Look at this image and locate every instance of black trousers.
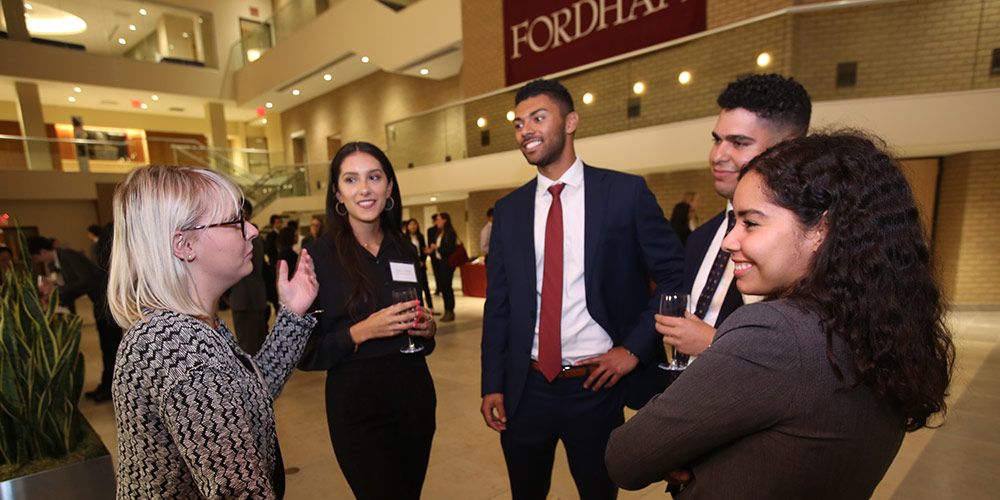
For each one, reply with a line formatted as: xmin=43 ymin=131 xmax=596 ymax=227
xmin=438 ymin=264 xmax=455 ymax=312
xmin=325 ymin=354 xmax=436 ymax=500
xmin=416 ymin=264 xmax=434 ymax=310
xmin=500 ymin=370 xmax=623 ymax=500
xmin=94 ymin=309 xmax=122 ymax=390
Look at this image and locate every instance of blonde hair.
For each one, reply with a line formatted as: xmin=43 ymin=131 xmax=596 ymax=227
xmin=108 ymin=165 xmax=243 ymax=327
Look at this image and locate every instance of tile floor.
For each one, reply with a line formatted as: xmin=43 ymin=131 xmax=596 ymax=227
xmin=76 ymin=293 xmax=1000 ymax=499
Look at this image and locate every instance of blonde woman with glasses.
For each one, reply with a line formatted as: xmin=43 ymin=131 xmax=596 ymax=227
xmin=108 ymin=165 xmax=319 ymax=499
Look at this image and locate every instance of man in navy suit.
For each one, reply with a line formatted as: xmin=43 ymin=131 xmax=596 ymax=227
xmin=481 ymin=79 xmax=684 ymax=499
xmin=656 ymin=74 xmax=812 ymax=355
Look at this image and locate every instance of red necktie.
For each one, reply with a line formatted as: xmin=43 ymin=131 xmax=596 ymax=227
xmin=538 ymin=183 xmax=565 ymax=382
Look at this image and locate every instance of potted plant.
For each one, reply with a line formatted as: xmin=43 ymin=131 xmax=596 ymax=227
xmin=0 ymin=229 xmax=115 ymax=498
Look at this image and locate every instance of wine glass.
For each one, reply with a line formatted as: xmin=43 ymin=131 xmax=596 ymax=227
xmin=658 ymin=293 xmax=690 ymax=371
xmin=393 ymin=288 xmax=424 ymax=354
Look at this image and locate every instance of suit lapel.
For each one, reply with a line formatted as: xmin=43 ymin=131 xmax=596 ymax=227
xmin=583 ymin=165 xmax=609 ymax=290
xmin=515 ymin=180 xmax=538 ymax=303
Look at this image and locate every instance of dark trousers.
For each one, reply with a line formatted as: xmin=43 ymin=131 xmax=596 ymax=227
xmin=325 ymin=354 xmax=436 ymax=500
xmin=438 ymin=264 xmax=455 ymax=312
xmin=430 ymin=258 xmax=444 ymax=293
xmin=500 ymin=370 xmax=623 ymax=500
xmin=233 ymin=308 xmax=270 ymax=355
xmin=416 ymin=264 xmax=434 ymax=310
xmin=94 ymin=309 xmax=122 ymax=391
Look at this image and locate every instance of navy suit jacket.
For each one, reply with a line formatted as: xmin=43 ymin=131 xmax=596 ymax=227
xmin=481 ymin=165 xmax=685 ymax=417
xmin=684 ymin=210 xmax=744 ymax=327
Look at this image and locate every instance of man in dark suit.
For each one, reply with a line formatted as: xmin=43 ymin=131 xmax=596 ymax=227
xmin=656 ymin=74 xmax=811 ymax=356
xmin=29 ymin=235 xmax=122 ymax=402
xmin=262 ymin=214 xmax=283 ymax=314
xmin=228 ymin=200 xmax=270 ymax=355
xmin=425 ymin=213 xmax=444 ymax=301
xmin=481 ymin=79 xmax=684 ymax=499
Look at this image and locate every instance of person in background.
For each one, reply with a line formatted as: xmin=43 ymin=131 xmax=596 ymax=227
xmin=405 ymin=218 xmax=434 ymax=312
xmin=108 ymin=165 xmax=318 ymax=499
xmin=426 ymin=213 xmax=442 ymax=298
xmin=669 ymin=192 xmax=698 ymax=246
xmin=301 ymin=215 xmax=324 ymax=248
xmin=300 ymin=142 xmax=437 ymax=499
xmin=28 ymin=235 xmax=122 ymax=403
xmin=263 ymin=214 xmax=284 ymax=314
xmin=277 ymin=225 xmax=299 ymax=279
xmin=0 ymin=246 xmax=13 ymax=273
xmin=86 ymin=224 xmax=102 ymax=262
xmin=429 ymin=212 xmax=457 ymax=323
xmin=480 ymin=207 xmax=494 ymax=261
xmin=607 ymin=132 xmax=955 ymax=499
xmin=229 ymin=199 xmax=271 ymax=355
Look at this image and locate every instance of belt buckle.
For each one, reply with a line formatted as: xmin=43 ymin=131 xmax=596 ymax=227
xmin=560 ymin=365 xmax=573 ymax=372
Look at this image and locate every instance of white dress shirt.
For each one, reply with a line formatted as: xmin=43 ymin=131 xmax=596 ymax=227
xmin=480 ymin=221 xmax=492 ymax=255
xmin=531 ymin=158 xmax=613 ymax=364
xmin=691 ymin=201 xmax=763 ymax=328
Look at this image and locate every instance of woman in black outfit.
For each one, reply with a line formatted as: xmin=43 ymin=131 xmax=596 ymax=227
xmin=404 ymin=218 xmax=434 ymax=312
xmin=299 ymin=142 xmax=437 ymax=499
xmin=429 ymin=212 xmax=457 ymax=322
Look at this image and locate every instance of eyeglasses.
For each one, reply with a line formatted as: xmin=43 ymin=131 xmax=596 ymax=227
xmin=185 ymin=216 xmax=246 ymax=238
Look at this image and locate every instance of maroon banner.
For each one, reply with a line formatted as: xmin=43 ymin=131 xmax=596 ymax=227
xmin=503 ymin=0 xmax=707 ymax=86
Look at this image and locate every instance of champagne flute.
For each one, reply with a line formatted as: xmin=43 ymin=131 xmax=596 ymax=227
xmin=658 ymin=293 xmax=690 ymax=371
xmin=393 ymin=288 xmax=424 ymax=354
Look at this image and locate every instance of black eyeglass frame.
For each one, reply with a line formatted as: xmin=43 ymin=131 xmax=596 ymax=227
xmin=185 ymin=216 xmax=246 ymax=238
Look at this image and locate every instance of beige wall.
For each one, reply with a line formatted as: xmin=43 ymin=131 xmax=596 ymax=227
xmin=934 ymin=150 xmax=1000 ymax=306
xmin=0 ymin=199 xmax=100 ymax=253
xmin=465 ymin=187 xmax=514 ymax=256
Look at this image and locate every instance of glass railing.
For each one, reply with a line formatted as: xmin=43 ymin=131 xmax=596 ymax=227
xmin=0 ymin=0 xmax=216 ymax=67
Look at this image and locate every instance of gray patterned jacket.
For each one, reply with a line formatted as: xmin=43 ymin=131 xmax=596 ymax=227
xmin=112 ymin=307 xmax=316 ymax=499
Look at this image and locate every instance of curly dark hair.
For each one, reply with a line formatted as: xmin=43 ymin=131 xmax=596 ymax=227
xmin=515 ymin=79 xmax=575 ymax=115
xmin=325 ymin=141 xmax=405 ymax=320
xmin=742 ymin=131 xmax=954 ymax=431
xmin=717 ymin=74 xmax=811 ymax=136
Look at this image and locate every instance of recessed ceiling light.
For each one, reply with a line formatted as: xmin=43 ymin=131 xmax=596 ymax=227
xmin=265 ymin=102 xmax=273 ymax=109
xmin=73 ymin=86 xmax=82 ymax=93
xmin=757 ymin=52 xmax=772 ymax=67
xmin=677 ymin=71 xmax=692 ymax=85
xmin=246 ymin=49 xmax=261 ymax=62
xmin=582 ymin=92 xmax=594 ymax=104
xmin=291 ymin=89 xmax=300 ymax=96
xmin=506 ymin=110 xmax=515 ymax=121
xmin=261 ymin=118 xmax=268 ymax=125
xmin=140 ymin=102 xmax=148 ymax=109
xmin=139 ymin=8 xmax=147 ymax=16
xmin=128 ymin=24 xmax=136 ymax=31
xmin=323 ymin=73 xmax=332 ymax=81
xmin=632 ymin=81 xmax=646 ymax=95
xmin=430 ymin=196 xmax=438 ymax=202
xmin=67 ymin=96 xmax=76 ymax=103
xmin=476 ymin=117 xmax=488 ymax=128
xmin=118 ymin=37 xmax=127 ymax=45
xmin=151 ymin=94 xmax=159 ymax=101
xmin=361 ymin=56 xmax=370 ymax=63
xmin=419 ymin=68 xmax=429 ymax=75
xmin=181 ymin=32 xmax=189 ymax=38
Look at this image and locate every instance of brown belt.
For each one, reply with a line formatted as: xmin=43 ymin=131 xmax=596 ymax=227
xmin=530 ymin=360 xmax=594 ymax=379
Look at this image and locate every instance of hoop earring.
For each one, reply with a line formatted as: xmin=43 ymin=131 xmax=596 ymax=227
xmin=335 ymin=202 xmax=347 ymax=216
xmin=384 ymin=197 xmax=395 ymax=212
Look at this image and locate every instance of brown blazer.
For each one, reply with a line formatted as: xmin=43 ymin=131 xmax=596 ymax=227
xmin=606 ymin=300 xmax=905 ymax=499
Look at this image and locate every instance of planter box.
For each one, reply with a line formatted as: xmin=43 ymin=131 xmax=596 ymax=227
xmin=0 ymin=454 xmax=115 ymax=500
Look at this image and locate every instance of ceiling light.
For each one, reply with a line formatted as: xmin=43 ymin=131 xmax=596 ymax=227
xmin=139 ymin=8 xmax=147 ymax=16
xmin=140 ymin=103 xmax=148 ymax=109
xmin=430 ymin=196 xmax=438 ymax=202
xmin=151 ymin=94 xmax=159 ymax=101
xmin=419 ymin=68 xmax=429 ymax=75
xmin=291 ymin=89 xmax=300 ymax=96
xmin=181 ymin=32 xmax=189 ymax=38
xmin=261 ymin=118 xmax=268 ymax=125
xmin=22 ymin=3 xmax=87 ymax=35
xmin=323 ymin=73 xmax=332 ymax=81
xmin=632 ymin=81 xmax=646 ymax=95
xmin=265 ymin=102 xmax=274 ymax=109
xmin=73 ymin=86 xmax=82 ymax=93
xmin=506 ymin=110 xmax=515 ymax=121
xmin=118 ymin=37 xmax=127 ymax=45
xmin=361 ymin=56 xmax=370 ymax=63
xmin=582 ymin=92 xmax=594 ymax=105
xmin=476 ymin=117 xmax=487 ymax=128
xmin=246 ymin=49 xmax=261 ymax=62
xmin=757 ymin=52 xmax=772 ymax=67
xmin=67 ymin=96 xmax=76 ymax=103
xmin=128 ymin=24 xmax=136 ymax=31
xmin=678 ymin=71 xmax=692 ymax=85
xmin=24 ymin=3 xmax=32 ymax=11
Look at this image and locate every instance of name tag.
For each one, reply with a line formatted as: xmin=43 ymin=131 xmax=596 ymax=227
xmin=389 ymin=261 xmax=418 ymax=283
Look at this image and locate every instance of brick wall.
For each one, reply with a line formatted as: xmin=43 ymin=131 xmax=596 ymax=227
xmin=465 ymin=187 xmax=515 ymax=256
xmin=644 ymin=168 xmax=726 ymax=227
xmin=460 ymin=0 xmax=506 ymax=98
xmin=933 ymin=150 xmax=1000 ymax=306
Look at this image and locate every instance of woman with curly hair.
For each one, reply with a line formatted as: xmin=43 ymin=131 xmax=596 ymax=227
xmin=607 ymin=131 xmax=954 ymax=499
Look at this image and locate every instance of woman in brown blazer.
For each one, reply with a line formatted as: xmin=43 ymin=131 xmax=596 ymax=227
xmin=607 ymin=132 xmax=954 ymax=499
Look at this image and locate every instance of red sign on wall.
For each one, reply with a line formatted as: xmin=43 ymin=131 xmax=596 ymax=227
xmin=503 ymin=0 xmax=707 ymax=86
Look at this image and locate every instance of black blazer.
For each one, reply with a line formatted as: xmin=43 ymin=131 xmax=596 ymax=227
xmin=684 ymin=211 xmax=743 ymax=327
xmin=56 ymin=248 xmax=107 ymax=307
xmin=406 ymin=231 xmax=428 ymax=267
xmin=481 ymin=165 xmax=685 ymax=417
